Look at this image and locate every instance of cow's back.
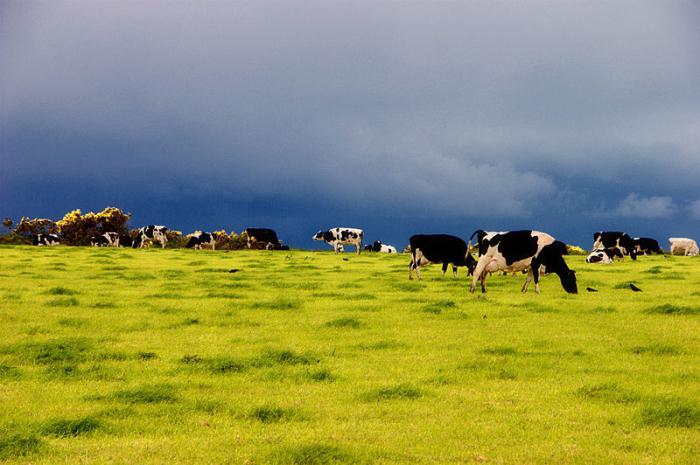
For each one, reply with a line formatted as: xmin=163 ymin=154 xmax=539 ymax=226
xmin=410 ymin=234 xmax=467 ymax=263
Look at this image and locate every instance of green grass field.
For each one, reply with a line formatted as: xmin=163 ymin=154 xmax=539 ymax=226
xmin=1 ymin=245 xmax=698 ymax=464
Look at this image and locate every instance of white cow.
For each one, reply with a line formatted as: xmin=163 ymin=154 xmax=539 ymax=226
xmin=669 ymin=237 xmax=699 ymax=256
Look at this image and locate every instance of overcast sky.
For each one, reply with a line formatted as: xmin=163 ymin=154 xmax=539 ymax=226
xmin=1 ymin=0 xmax=699 ymax=248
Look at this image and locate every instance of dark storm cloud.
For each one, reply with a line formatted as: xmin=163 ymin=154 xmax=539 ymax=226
xmin=1 ymin=0 xmax=699 ymax=247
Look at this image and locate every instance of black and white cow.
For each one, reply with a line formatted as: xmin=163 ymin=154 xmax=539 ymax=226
xmin=369 ymin=240 xmax=397 ymax=253
xmin=633 ymin=237 xmax=663 ymax=255
xmin=32 ymin=233 xmax=60 ymax=246
xmin=592 ymin=231 xmax=637 ymax=260
xmin=186 ymin=231 xmax=216 ymax=250
xmin=408 ymin=234 xmax=477 ymax=280
xmin=469 ymin=230 xmax=577 ymax=294
xmin=669 ymin=237 xmax=699 ymax=256
xmin=245 ymin=228 xmax=281 ymax=250
xmin=586 ymin=247 xmax=623 ymax=264
xmin=91 ymin=232 xmax=119 ymax=247
xmin=133 ymin=225 xmax=168 ymax=248
xmin=313 ymin=228 xmax=364 ymax=255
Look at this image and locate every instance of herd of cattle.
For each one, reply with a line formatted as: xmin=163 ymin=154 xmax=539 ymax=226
xmin=30 ymin=225 xmax=699 ymax=294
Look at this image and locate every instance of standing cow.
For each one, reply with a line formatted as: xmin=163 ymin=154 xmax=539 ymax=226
xmin=592 ymin=231 xmax=637 ymax=260
xmin=469 ymin=230 xmax=577 ymax=294
xmin=186 ymin=231 xmax=216 ymax=250
xmin=313 ymin=228 xmax=363 ymax=254
xmin=133 ymin=226 xmax=168 ymax=248
xmin=633 ymin=237 xmax=663 ymax=255
xmin=91 ymin=232 xmax=119 ymax=247
xmin=408 ymin=234 xmax=477 ymax=280
xmin=245 ymin=228 xmax=282 ymax=250
xmin=669 ymin=237 xmax=699 ymax=256
xmin=32 ymin=234 xmax=60 ymax=246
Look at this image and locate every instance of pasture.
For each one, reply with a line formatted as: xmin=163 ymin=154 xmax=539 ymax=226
xmin=0 ymin=245 xmax=698 ymax=464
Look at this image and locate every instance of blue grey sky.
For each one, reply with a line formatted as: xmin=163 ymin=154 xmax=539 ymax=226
xmin=1 ymin=1 xmax=699 ymax=249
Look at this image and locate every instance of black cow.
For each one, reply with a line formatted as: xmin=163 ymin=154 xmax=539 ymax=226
xmin=245 ymin=228 xmax=281 ymax=250
xmin=32 ymin=233 xmax=60 ymax=246
xmin=186 ymin=231 xmax=216 ymax=250
xmin=633 ymin=237 xmax=662 ymax=255
xmin=408 ymin=234 xmax=477 ymax=280
xmin=118 ymin=234 xmax=133 ymax=248
xmin=592 ymin=231 xmax=637 ymax=260
xmin=469 ymin=230 xmax=577 ymax=294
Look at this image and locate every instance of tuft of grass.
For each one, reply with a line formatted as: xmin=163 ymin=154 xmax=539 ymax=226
xmin=3 ymin=338 xmax=93 ymax=365
xmin=643 ymin=304 xmax=700 ymax=315
xmin=46 ymin=297 xmax=79 ymax=306
xmin=137 ymin=351 xmax=158 ymax=360
xmin=482 ymin=346 xmax=518 ymax=356
xmin=638 ymin=397 xmax=700 ymax=428
xmin=0 ymin=365 xmax=22 ymax=380
xmin=0 ymin=434 xmax=43 ymax=460
xmin=266 ymin=444 xmax=361 ymax=465
xmin=205 ymin=357 xmax=247 ymax=374
xmin=354 ymin=340 xmax=405 ymax=350
xmin=181 ymin=354 xmax=202 ymax=364
xmin=57 ymin=318 xmax=86 ymax=328
xmin=110 ymin=384 xmax=178 ymax=404
xmin=40 ymin=416 xmax=102 ymax=437
xmin=344 ymin=293 xmax=377 ymax=300
xmin=591 ymin=306 xmax=617 ymax=313
xmin=183 ymin=317 xmax=199 ymax=325
xmin=576 ymin=383 xmax=641 ymax=404
xmin=325 ymin=318 xmax=362 ymax=329
xmin=306 ymin=369 xmax=335 ymax=382
xmin=630 ymin=343 xmax=681 ymax=355
xmin=362 ymin=384 xmax=422 ymax=401
xmin=255 ymin=349 xmax=318 ymax=367
xmin=45 ymin=286 xmax=78 ymax=295
xmin=250 ymin=405 xmax=303 ymax=423
xmin=252 ymin=297 xmax=301 ymax=310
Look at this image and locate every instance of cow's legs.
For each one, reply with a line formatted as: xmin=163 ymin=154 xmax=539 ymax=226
xmin=479 ymin=271 xmax=488 ymax=293
xmin=356 ymin=240 xmax=361 ymax=255
xmin=408 ymin=261 xmax=414 ymax=280
xmin=521 ymin=269 xmax=533 ymax=293
xmin=452 ymin=265 xmax=458 ymax=278
xmin=333 ymin=243 xmax=339 ymax=254
xmin=441 ymin=263 xmax=448 ymax=277
xmin=470 ymin=259 xmax=489 ymax=293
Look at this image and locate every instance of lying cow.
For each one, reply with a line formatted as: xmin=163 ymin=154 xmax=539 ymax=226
xmin=592 ymin=231 xmax=637 ymax=260
xmin=633 ymin=237 xmax=662 ymax=255
xmin=408 ymin=234 xmax=477 ymax=280
xmin=118 ymin=234 xmax=133 ymax=248
xmin=186 ymin=231 xmax=216 ymax=250
xmin=586 ymin=248 xmax=623 ymax=264
xmin=32 ymin=233 xmax=60 ymax=246
xmin=669 ymin=237 xmax=699 ymax=256
xmin=313 ymin=227 xmax=364 ymax=255
xmin=469 ymin=230 xmax=577 ymax=294
xmin=133 ymin=225 xmax=168 ymax=248
xmin=245 ymin=228 xmax=281 ymax=250
xmin=91 ymin=232 xmax=119 ymax=247
xmin=369 ymin=240 xmax=397 ymax=253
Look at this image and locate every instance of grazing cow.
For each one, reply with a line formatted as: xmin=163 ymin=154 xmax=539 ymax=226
xmin=408 ymin=234 xmax=477 ymax=280
xmin=32 ymin=233 xmax=60 ymax=246
xmin=313 ymin=228 xmax=364 ymax=254
xmin=117 ymin=234 xmax=132 ymax=247
xmin=91 ymin=232 xmax=119 ymax=247
xmin=592 ymin=231 xmax=637 ymax=260
xmin=586 ymin=248 xmax=623 ymax=264
xmin=133 ymin=225 xmax=168 ymax=248
xmin=245 ymin=228 xmax=281 ymax=250
xmin=633 ymin=237 xmax=662 ymax=255
xmin=469 ymin=230 xmax=577 ymax=294
xmin=186 ymin=231 xmax=216 ymax=250
xmin=370 ymin=241 xmax=397 ymax=253
xmin=668 ymin=237 xmax=699 ymax=256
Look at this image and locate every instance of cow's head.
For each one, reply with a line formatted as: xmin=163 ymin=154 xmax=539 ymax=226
xmin=312 ymin=230 xmax=324 ymax=241
xmin=560 ymin=269 xmax=578 ymax=294
xmin=465 ymin=251 xmax=478 ymax=276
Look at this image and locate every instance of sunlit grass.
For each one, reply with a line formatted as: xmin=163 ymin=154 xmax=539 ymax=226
xmin=0 ymin=245 xmax=698 ymax=464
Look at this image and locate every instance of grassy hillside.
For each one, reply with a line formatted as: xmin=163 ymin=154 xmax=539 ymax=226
xmin=0 ymin=245 xmax=698 ymax=464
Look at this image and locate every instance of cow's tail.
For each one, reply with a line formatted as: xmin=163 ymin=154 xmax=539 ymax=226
xmin=467 ymin=230 xmax=486 ymax=253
